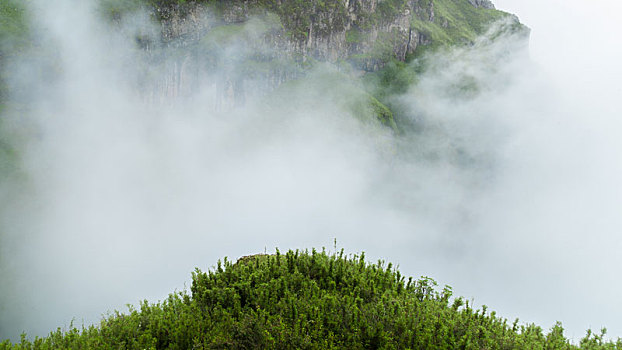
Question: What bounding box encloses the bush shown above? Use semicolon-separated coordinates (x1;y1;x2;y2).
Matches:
3;248;620;349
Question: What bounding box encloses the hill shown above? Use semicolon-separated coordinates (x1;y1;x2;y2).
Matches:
1;249;619;349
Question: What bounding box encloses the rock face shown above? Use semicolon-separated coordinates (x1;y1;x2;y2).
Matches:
140;0;520;107
468;0;495;9
155;0;509;72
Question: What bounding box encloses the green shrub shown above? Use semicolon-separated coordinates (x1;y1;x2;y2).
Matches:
3;248;621;349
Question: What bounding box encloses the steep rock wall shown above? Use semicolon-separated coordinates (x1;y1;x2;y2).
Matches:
155;0;510;71
138;0;520;109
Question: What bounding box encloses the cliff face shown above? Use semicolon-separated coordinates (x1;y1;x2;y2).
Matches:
155;0;516;72
132;0;524;113
468;0;495;9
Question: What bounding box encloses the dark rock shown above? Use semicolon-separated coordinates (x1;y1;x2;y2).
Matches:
468;0;495;9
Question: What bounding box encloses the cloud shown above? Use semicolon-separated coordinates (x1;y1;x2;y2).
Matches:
1;0;622;343
0;0;400;339
429;0;622;339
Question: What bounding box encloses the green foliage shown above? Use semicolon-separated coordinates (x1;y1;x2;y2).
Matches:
0;0;29;47
3;248;621;349
368;95;397;130
376;0;409;18
411;0;519;56
102;0;521;61
97;0;146;20
361;59;418;133
147;0;348;40
0;135;17;176
0;0;30;183
365;59;416;98
345;28;365;44
0;0;30;102
263;0;348;40
267;69;397;130
200;23;246;46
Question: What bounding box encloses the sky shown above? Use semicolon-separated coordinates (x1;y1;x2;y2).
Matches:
462;0;622;339
1;0;622;343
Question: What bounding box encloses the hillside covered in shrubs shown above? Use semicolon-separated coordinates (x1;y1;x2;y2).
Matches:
1;249;620;349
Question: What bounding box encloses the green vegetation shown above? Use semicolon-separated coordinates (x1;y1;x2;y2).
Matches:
361;0;528;132
0;137;17;175
0;0;29;182
345;28;365;44
0;0;30;103
376;0;410;18
368;95;397;130
267;69;398;131
90;0;528;130
412;0;508;51
133;0;349;40
1;248;621;349
0;0;29;49
99;0;521;57
0;0;530;158
98;0;146;20
0;3;589;348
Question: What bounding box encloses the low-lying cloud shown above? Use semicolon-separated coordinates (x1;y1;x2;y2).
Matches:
1;0;621;342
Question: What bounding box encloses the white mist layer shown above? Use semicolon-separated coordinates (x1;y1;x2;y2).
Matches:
458;0;622;340
0;0;404;338
1;0;621;343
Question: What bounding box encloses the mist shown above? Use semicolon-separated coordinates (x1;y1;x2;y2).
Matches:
1;0;622;343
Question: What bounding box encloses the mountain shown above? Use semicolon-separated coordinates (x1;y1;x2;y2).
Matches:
0;0;527;125
103;0;529;84
132;0;523;70
91;0;527;129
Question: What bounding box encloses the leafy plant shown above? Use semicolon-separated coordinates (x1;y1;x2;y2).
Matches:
2;248;621;349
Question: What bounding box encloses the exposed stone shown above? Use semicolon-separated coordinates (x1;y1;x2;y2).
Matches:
235;254;270;266
157;0;437;72
468;0;495;9
143;0;519;108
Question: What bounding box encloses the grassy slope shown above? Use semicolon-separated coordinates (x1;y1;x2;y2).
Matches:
1;249;619;349
412;0;510;48
265;70;398;131
0;0;28;183
0;0;29;104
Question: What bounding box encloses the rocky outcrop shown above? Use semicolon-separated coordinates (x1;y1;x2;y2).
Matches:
468;0;495;9
139;0;521;108
154;0;509;72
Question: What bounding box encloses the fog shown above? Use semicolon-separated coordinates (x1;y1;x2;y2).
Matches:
1;0;622;342
463;0;622;339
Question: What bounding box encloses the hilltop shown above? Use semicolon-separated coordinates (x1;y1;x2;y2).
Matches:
1;249;618;349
